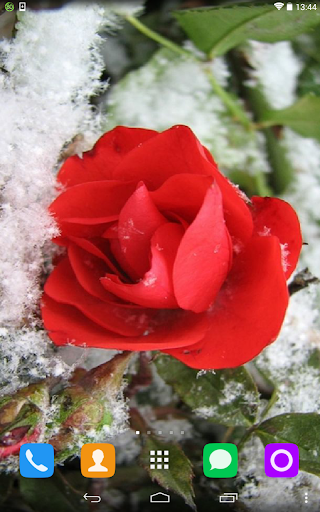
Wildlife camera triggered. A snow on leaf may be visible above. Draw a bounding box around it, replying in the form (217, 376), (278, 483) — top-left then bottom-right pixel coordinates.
(155, 354), (260, 427)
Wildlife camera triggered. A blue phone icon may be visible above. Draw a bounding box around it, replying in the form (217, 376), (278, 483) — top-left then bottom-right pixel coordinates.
(20, 444), (54, 478)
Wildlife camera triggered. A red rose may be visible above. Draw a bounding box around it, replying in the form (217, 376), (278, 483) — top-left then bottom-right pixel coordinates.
(42, 125), (302, 369)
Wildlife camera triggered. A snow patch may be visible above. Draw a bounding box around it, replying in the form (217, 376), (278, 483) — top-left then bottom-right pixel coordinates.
(247, 41), (302, 109)
(238, 436), (320, 511)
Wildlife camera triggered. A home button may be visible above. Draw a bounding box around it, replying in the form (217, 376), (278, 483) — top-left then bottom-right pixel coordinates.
(150, 492), (170, 503)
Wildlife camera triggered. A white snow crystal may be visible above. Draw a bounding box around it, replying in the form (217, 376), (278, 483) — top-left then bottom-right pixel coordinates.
(255, 288), (320, 416)
(247, 41), (303, 109)
(0, 4), (107, 326)
(282, 129), (320, 275)
(0, 4), (116, 392)
(0, 328), (70, 396)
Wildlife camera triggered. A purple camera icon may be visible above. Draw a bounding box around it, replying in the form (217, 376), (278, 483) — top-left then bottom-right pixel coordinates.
(265, 443), (299, 477)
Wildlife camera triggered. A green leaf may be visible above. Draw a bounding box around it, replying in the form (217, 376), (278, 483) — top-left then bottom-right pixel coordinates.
(140, 435), (195, 509)
(19, 472), (88, 512)
(174, 6), (320, 56)
(255, 413), (320, 476)
(260, 94), (320, 141)
(298, 63), (320, 97)
(0, 474), (13, 505)
(155, 355), (259, 427)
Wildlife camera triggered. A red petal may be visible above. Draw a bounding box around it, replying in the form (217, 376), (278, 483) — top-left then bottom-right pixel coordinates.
(165, 236), (289, 369)
(58, 126), (158, 188)
(109, 238), (142, 282)
(68, 236), (127, 279)
(112, 125), (215, 188)
(44, 257), (150, 336)
(50, 180), (136, 239)
(67, 242), (124, 301)
(173, 184), (232, 313)
(150, 173), (214, 222)
(113, 125), (253, 245)
(41, 295), (209, 350)
(117, 182), (167, 279)
(251, 196), (302, 279)
(101, 223), (184, 308)
(202, 146), (253, 247)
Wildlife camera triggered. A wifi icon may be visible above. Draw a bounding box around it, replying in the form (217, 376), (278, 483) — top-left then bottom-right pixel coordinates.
(274, 2), (284, 8)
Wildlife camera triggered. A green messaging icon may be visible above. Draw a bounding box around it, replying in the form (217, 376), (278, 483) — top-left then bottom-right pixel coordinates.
(5, 2), (15, 11)
(203, 443), (238, 478)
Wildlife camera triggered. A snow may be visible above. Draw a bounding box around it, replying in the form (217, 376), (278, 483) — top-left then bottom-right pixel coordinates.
(238, 436), (320, 511)
(0, 4), (107, 328)
(0, 4), (129, 396)
(247, 41), (303, 109)
(246, 40), (320, 275)
(105, 48), (270, 179)
(103, 1), (144, 25)
(236, 39), (320, 505)
(0, 3), (319, 492)
(255, 288), (320, 416)
(0, 327), (70, 396)
(282, 129), (320, 275)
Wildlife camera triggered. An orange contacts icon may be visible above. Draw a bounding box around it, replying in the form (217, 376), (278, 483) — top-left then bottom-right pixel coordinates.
(81, 443), (115, 478)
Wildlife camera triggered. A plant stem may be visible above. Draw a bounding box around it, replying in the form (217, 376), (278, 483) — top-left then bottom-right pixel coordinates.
(203, 66), (254, 131)
(254, 170), (272, 197)
(125, 15), (254, 131)
(237, 427), (255, 453)
(221, 426), (235, 443)
(125, 15), (194, 59)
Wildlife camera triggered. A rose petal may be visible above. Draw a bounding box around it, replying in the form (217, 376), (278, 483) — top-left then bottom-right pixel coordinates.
(251, 196), (302, 279)
(68, 237), (127, 279)
(113, 125), (253, 246)
(67, 242), (125, 302)
(50, 180), (136, 239)
(173, 184), (232, 313)
(166, 236), (288, 369)
(41, 295), (209, 350)
(44, 257), (151, 336)
(202, 146), (253, 247)
(101, 223), (184, 308)
(117, 182), (167, 279)
(112, 125), (215, 188)
(150, 173), (214, 222)
(58, 126), (158, 188)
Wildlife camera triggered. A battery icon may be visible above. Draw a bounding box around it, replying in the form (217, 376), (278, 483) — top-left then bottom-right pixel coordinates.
(287, 2), (293, 9)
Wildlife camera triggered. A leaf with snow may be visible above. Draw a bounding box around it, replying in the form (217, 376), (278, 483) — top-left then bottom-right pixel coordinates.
(140, 435), (195, 510)
(155, 355), (260, 427)
(261, 95), (320, 142)
(255, 413), (320, 477)
(174, 5), (320, 56)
